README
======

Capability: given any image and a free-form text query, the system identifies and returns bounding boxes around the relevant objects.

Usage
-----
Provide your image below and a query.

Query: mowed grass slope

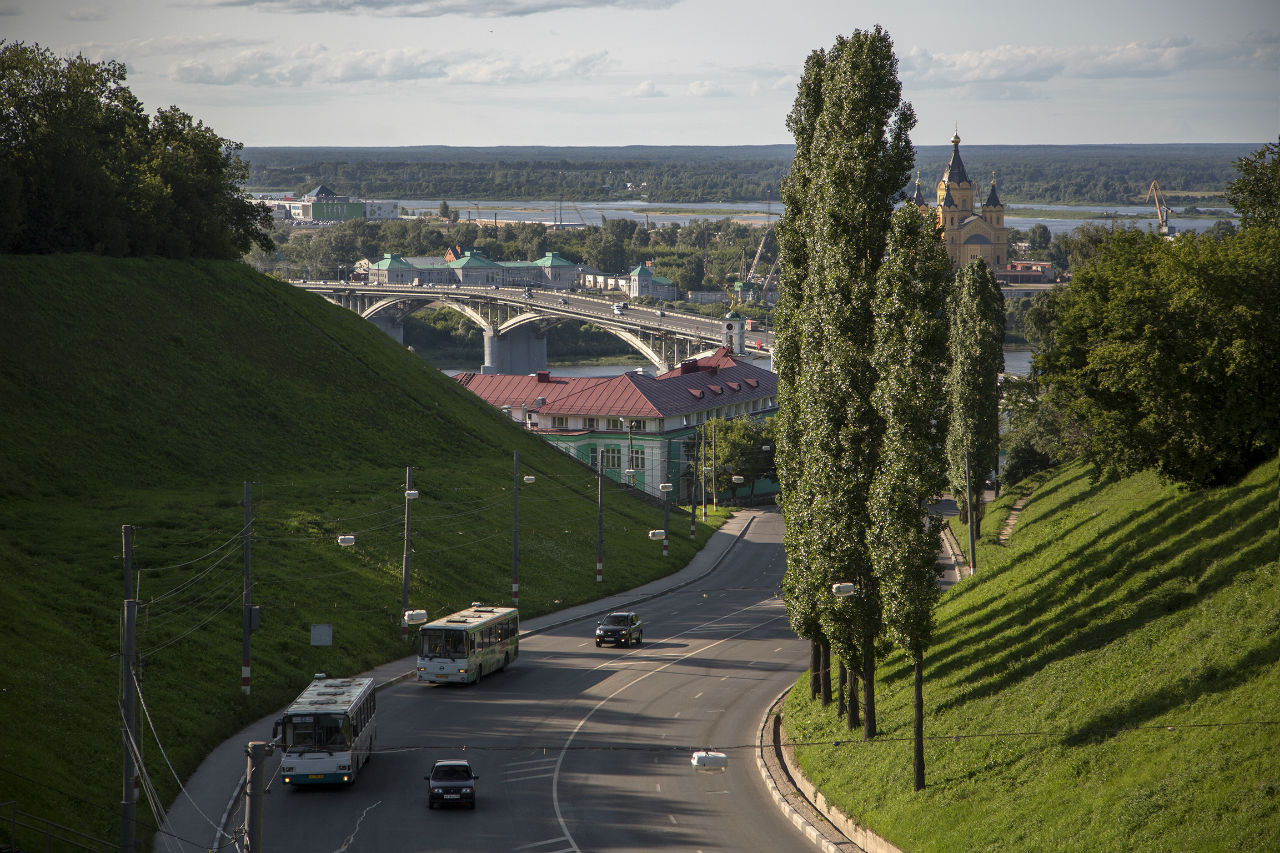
[785,458,1280,852]
[0,255,724,847]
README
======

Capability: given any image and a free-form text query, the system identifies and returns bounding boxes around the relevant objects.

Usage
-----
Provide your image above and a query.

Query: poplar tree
[946,258,1005,541]
[869,204,953,790]
[776,26,916,739]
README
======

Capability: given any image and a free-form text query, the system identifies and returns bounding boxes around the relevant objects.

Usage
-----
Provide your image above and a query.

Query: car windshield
[602,614,630,626]
[432,764,472,781]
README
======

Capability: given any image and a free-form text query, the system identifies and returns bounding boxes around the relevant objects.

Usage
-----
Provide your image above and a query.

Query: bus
[274,675,376,786]
[408,603,519,684]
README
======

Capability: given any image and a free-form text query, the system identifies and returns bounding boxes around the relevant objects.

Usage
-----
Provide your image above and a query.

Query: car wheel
[429,800,436,810]
[595,639,602,647]
[621,635,630,647]
[635,633,642,647]
[469,800,476,810]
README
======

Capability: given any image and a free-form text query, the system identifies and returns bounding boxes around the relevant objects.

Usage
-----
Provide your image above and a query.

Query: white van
[612,302,627,315]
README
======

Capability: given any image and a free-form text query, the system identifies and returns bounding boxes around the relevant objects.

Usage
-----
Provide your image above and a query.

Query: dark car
[595,611,642,647]
[427,759,478,809]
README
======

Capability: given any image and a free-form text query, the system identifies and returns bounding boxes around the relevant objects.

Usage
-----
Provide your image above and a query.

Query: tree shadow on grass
[929,476,1275,713]
[1063,625,1280,746]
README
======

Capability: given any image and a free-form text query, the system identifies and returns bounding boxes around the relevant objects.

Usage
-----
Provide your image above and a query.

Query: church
[914,131,1009,271]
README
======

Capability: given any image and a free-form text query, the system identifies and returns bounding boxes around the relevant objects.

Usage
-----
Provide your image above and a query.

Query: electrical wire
[139,587,243,657]
[133,671,236,849]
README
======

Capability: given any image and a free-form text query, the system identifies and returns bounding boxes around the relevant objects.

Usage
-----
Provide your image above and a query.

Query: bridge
[291,280,771,373]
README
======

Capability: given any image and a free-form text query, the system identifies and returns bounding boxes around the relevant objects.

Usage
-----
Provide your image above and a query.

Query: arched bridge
[291,280,769,374]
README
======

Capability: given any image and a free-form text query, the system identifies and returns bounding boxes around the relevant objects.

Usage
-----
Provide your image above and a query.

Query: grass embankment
[0,255,727,848]
[784,459,1280,852]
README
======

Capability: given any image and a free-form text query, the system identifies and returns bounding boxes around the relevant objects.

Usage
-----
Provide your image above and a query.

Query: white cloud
[627,79,665,98]
[901,35,1279,89]
[173,45,607,87]
[66,6,108,21]
[686,80,729,97]
[198,0,678,17]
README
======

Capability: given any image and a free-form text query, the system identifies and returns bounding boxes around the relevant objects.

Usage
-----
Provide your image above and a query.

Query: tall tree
[1225,136,1279,231]
[946,258,1005,540]
[869,204,952,790]
[775,26,916,739]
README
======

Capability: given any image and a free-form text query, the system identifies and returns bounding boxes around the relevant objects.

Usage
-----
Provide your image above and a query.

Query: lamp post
[402,467,418,641]
[659,483,673,556]
[512,451,535,607]
[596,457,604,583]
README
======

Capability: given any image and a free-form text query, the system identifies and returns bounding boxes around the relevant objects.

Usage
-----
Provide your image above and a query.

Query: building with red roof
[453,348,777,501]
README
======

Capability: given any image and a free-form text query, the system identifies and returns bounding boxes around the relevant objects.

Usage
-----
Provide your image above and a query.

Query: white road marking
[669,814,678,825]
[549,604,788,852]
[694,691,703,699]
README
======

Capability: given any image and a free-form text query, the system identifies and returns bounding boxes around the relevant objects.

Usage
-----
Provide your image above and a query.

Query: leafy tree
[1027,222,1052,252]
[704,416,774,497]
[946,258,1005,539]
[869,204,951,789]
[0,41,270,259]
[1225,137,1279,231]
[776,26,916,739]
[1036,226,1279,487]
[438,199,451,218]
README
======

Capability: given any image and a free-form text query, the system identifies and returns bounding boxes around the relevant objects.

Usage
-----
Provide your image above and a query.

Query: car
[490,284,500,290]
[595,611,642,647]
[656,309,666,317]
[558,297,569,305]
[427,759,478,809]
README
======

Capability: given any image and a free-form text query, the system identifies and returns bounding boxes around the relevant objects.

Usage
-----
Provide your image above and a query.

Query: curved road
[247,510,809,852]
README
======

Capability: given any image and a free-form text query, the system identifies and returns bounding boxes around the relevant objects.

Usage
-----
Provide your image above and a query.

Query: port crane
[1145,180,1177,238]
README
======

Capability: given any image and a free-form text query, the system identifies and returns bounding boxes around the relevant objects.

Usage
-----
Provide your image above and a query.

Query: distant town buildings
[260,185,399,223]
[453,347,778,501]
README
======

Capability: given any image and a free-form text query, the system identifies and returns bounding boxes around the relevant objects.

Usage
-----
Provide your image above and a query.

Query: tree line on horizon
[242,142,1252,207]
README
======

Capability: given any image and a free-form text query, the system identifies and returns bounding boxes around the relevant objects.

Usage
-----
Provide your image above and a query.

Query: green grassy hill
[785,459,1280,852]
[0,255,723,847]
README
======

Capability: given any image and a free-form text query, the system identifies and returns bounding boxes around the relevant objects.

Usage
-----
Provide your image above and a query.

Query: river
[380,197,1229,237]
[442,346,1033,379]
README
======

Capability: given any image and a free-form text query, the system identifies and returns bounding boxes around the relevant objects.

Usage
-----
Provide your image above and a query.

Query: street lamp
[512,451,535,608]
[659,482,673,556]
[402,467,418,641]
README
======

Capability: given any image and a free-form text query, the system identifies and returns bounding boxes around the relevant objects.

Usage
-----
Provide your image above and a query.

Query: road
[241,510,810,852]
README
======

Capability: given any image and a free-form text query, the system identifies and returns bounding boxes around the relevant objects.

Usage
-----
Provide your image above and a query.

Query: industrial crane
[1145,180,1177,238]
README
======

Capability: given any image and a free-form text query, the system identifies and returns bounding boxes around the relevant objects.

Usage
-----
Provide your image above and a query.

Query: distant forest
[243,143,1257,206]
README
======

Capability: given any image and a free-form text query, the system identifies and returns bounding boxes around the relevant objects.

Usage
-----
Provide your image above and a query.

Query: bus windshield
[284,714,348,753]
[419,628,468,659]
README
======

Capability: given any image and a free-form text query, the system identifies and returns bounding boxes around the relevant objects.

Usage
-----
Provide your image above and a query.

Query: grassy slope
[785,459,1280,852]
[0,255,727,846]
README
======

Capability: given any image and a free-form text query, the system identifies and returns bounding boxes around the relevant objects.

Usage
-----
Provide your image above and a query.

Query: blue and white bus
[275,675,376,785]
[408,603,519,684]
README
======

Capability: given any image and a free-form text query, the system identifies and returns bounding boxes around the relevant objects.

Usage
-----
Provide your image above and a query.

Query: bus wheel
[502,653,509,672]
[474,665,483,683]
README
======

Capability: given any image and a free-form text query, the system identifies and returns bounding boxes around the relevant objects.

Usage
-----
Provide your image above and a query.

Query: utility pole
[402,466,414,640]
[700,431,707,521]
[244,740,272,852]
[711,421,718,510]
[242,481,252,695]
[121,525,137,853]
[596,459,604,583]
[512,451,520,608]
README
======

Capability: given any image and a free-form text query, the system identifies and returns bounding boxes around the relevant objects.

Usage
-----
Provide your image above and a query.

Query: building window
[584,417,597,430]
[601,447,622,470]
[552,416,568,429]
[629,446,645,471]
[589,446,598,469]
[606,417,625,431]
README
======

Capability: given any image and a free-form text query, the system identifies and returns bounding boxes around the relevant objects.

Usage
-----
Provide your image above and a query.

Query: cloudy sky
[5,0,1277,148]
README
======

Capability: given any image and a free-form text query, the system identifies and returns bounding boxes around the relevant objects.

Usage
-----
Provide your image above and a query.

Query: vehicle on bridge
[613,301,628,315]
[411,603,519,684]
[274,675,376,786]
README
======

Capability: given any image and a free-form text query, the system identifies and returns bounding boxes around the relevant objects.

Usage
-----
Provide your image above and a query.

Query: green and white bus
[274,675,376,786]
[408,603,519,684]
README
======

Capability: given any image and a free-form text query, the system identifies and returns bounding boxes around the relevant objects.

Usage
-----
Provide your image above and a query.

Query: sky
[4,0,1277,148]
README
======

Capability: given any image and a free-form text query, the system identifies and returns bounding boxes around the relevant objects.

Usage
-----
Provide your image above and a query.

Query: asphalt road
[239,510,810,852]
